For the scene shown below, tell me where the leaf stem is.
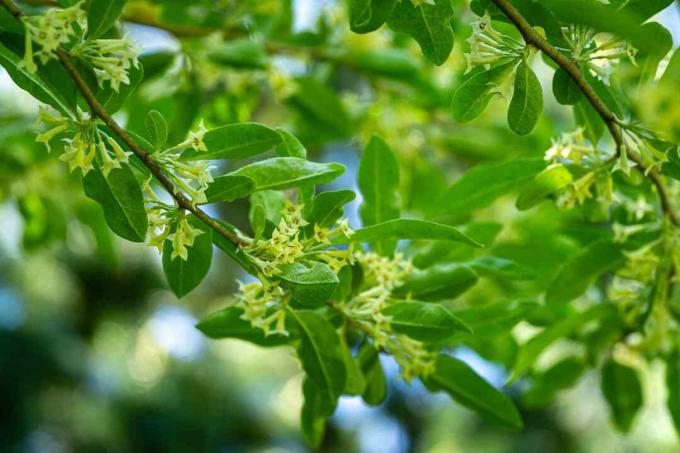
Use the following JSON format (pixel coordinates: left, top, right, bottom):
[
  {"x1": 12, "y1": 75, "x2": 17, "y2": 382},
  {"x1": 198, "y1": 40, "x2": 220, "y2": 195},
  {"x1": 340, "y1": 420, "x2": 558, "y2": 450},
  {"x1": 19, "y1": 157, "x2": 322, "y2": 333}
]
[
  {"x1": 0, "y1": 0, "x2": 251, "y2": 247},
  {"x1": 489, "y1": 0, "x2": 680, "y2": 226}
]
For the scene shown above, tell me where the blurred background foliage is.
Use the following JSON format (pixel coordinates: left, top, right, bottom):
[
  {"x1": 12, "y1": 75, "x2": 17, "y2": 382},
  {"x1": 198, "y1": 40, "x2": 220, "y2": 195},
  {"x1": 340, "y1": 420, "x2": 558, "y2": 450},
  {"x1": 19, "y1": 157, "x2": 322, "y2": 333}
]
[{"x1": 1, "y1": 0, "x2": 680, "y2": 451}]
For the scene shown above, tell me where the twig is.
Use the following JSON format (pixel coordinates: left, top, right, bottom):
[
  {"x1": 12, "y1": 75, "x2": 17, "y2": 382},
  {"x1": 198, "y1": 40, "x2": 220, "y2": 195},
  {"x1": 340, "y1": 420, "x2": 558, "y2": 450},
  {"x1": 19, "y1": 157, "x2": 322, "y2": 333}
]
[
  {"x1": 0, "y1": 0, "x2": 250, "y2": 247},
  {"x1": 490, "y1": 0, "x2": 680, "y2": 226}
]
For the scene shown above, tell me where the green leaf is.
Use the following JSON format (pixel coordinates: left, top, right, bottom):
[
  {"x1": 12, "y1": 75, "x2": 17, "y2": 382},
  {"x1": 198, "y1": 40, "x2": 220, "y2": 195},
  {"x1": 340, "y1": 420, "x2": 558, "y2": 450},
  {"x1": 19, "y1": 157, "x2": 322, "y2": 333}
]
[
  {"x1": 434, "y1": 158, "x2": 545, "y2": 215},
  {"x1": 275, "y1": 128, "x2": 307, "y2": 158},
  {"x1": 395, "y1": 262, "x2": 479, "y2": 301},
  {"x1": 383, "y1": 301, "x2": 471, "y2": 341},
  {"x1": 196, "y1": 306, "x2": 291, "y2": 346},
  {"x1": 452, "y1": 63, "x2": 514, "y2": 122},
  {"x1": 145, "y1": 110, "x2": 168, "y2": 149},
  {"x1": 341, "y1": 338, "x2": 366, "y2": 395},
  {"x1": 635, "y1": 22, "x2": 673, "y2": 82},
  {"x1": 423, "y1": 355, "x2": 523, "y2": 429},
  {"x1": 87, "y1": 0, "x2": 126, "y2": 39},
  {"x1": 546, "y1": 240, "x2": 624, "y2": 305},
  {"x1": 249, "y1": 190, "x2": 286, "y2": 238},
  {"x1": 289, "y1": 309, "x2": 346, "y2": 408},
  {"x1": 308, "y1": 190, "x2": 356, "y2": 228},
  {"x1": 336, "y1": 219, "x2": 482, "y2": 247},
  {"x1": 511, "y1": 305, "x2": 610, "y2": 381},
  {"x1": 82, "y1": 163, "x2": 148, "y2": 242},
  {"x1": 0, "y1": 42, "x2": 74, "y2": 115},
  {"x1": 208, "y1": 39, "x2": 268, "y2": 69},
  {"x1": 96, "y1": 61, "x2": 143, "y2": 114},
  {"x1": 386, "y1": 0, "x2": 454, "y2": 65},
  {"x1": 162, "y1": 217, "x2": 213, "y2": 298},
  {"x1": 453, "y1": 299, "x2": 539, "y2": 336},
  {"x1": 516, "y1": 164, "x2": 573, "y2": 210},
  {"x1": 601, "y1": 359, "x2": 643, "y2": 433},
  {"x1": 552, "y1": 67, "x2": 581, "y2": 105},
  {"x1": 290, "y1": 77, "x2": 353, "y2": 136},
  {"x1": 300, "y1": 378, "x2": 329, "y2": 448},
  {"x1": 666, "y1": 351, "x2": 680, "y2": 437},
  {"x1": 507, "y1": 60, "x2": 543, "y2": 135},
  {"x1": 614, "y1": 0, "x2": 674, "y2": 22},
  {"x1": 467, "y1": 256, "x2": 536, "y2": 281},
  {"x1": 522, "y1": 357, "x2": 586, "y2": 408},
  {"x1": 347, "y1": 48, "x2": 420, "y2": 80},
  {"x1": 203, "y1": 175, "x2": 255, "y2": 204},
  {"x1": 230, "y1": 157, "x2": 345, "y2": 191},
  {"x1": 349, "y1": 0, "x2": 396, "y2": 33},
  {"x1": 181, "y1": 123, "x2": 282, "y2": 161},
  {"x1": 574, "y1": 98, "x2": 605, "y2": 144},
  {"x1": 358, "y1": 340, "x2": 387, "y2": 406},
  {"x1": 278, "y1": 262, "x2": 339, "y2": 307},
  {"x1": 358, "y1": 136, "x2": 400, "y2": 255}
]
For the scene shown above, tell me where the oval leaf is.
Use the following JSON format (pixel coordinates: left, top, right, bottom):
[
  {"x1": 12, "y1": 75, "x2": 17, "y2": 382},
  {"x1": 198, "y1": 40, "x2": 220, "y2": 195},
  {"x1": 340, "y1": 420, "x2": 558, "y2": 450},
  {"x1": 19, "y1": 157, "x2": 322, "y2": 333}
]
[
  {"x1": 196, "y1": 306, "x2": 291, "y2": 347},
  {"x1": 279, "y1": 262, "x2": 339, "y2": 307},
  {"x1": 337, "y1": 219, "x2": 482, "y2": 247},
  {"x1": 203, "y1": 175, "x2": 255, "y2": 204},
  {"x1": 162, "y1": 217, "x2": 213, "y2": 298},
  {"x1": 383, "y1": 301, "x2": 471, "y2": 341},
  {"x1": 507, "y1": 60, "x2": 543, "y2": 135},
  {"x1": 231, "y1": 157, "x2": 345, "y2": 192},
  {"x1": 601, "y1": 359, "x2": 643, "y2": 433},
  {"x1": 181, "y1": 123, "x2": 282, "y2": 161}
]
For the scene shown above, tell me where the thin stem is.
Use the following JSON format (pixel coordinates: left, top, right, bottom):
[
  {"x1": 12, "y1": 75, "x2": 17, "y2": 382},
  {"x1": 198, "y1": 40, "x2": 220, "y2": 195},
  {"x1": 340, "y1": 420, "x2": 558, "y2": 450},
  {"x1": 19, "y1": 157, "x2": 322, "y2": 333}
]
[
  {"x1": 0, "y1": 0, "x2": 250, "y2": 247},
  {"x1": 489, "y1": 0, "x2": 680, "y2": 226}
]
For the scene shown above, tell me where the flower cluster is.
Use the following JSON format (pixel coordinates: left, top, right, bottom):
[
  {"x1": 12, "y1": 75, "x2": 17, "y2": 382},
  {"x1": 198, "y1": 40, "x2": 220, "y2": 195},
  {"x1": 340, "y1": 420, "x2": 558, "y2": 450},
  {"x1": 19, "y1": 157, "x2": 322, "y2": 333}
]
[
  {"x1": 236, "y1": 280, "x2": 289, "y2": 337},
  {"x1": 243, "y1": 201, "x2": 355, "y2": 277},
  {"x1": 465, "y1": 13, "x2": 524, "y2": 73},
  {"x1": 72, "y1": 37, "x2": 140, "y2": 92},
  {"x1": 20, "y1": 1, "x2": 139, "y2": 93},
  {"x1": 34, "y1": 107, "x2": 131, "y2": 176},
  {"x1": 20, "y1": 1, "x2": 85, "y2": 72},
  {"x1": 561, "y1": 25, "x2": 637, "y2": 82},
  {"x1": 544, "y1": 129, "x2": 599, "y2": 164},
  {"x1": 150, "y1": 122, "x2": 214, "y2": 205}
]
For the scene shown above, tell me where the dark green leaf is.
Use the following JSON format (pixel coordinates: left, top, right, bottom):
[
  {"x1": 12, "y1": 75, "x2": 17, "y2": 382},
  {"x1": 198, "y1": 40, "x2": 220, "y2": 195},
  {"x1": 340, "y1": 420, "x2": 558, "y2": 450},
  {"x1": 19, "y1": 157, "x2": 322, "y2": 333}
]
[
  {"x1": 574, "y1": 98, "x2": 605, "y2": 144},
  {"x1": 452, "y1": 63, "x2": 514, "y2": 122},
  {"x1": 395, "y1": 262, "x2": 478, "y2": 301},
  {"x1": 358, "y1": 340, "x2": 387, "y2": 406},
  {"x1": 230, "y1": 157, "x2": 345, "y2": 191},
  {"x1": 387, "y1": 0, "x2": 454, "y2": 65},
  {"x1": 82, "y1": 163, "x2": 148, "y2": 242},
  {"x1": 145, "y1": 110, "x2": 168, "y2": 149},
  {"x1": 508, "y1": 60, "x2": 543, "y2": 135},
  {"x1": 87, "y1": 0, "x2": 126, "y2": 39},
  {"x1": 162, "y1": 217, "x2": 213, "y2": 298},
  {"x1": 208, "y1": 39, "x2": 268, "y2": 69},
  {"x1": 666, "y1": 351, "x2": 680, "y2": 436},
  {"x1": 423, "y1": 355, "x2": 523, "y2": 429},
  {"x1": 453, "y1": 300, "x2": 539, "y2": 336},
  {"x1": 196, "y1": 306, "x2": 291, "y2": 346},
  {"x1": 552, "y1": 67, "x2": 581, "y2": 105},
  {"x1": 601, "y1": 359, "x2": 643, "y2": 433},
  {"x1": 181, "y1": 123, "x2": 282, "y2": 161},
  {"x1": 522, "y1": 357, "x2": 586, "y2": 408},
  {"x1": 468, "y1": 256, "x2": 536, "y2": 280},
  {"x1": 383, "y1": 300, "x2": 471, "y2": 341},
  {"x1": 349, "y1": 0, "x2": 396, "y2": 33},
  {"x1": 301, "y1": 378, "x2": 329, "y2": 448},
  {"x1": 279, "y1": 262, "x2": 339, "y2": 307},
  {"x1": 308, "y1": 190, "x2": 356, "y2": 228},
  {"x1": 203, "y1": 175, "x2": 255, "y2": 204},
  {"x1": 546, "y1": 240, "x2": 624, "y2": 305},
  {"x1": 336, "y1": 219, "x2": 482, "y2": 247}
]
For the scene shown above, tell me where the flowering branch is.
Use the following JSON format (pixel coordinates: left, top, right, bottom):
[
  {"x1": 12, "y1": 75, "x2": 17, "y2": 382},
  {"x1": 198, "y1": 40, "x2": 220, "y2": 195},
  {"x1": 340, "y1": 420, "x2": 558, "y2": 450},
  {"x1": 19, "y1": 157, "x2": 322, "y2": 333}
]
[
  {"x1": 489, "y1": 0, "x2": 680, "y2": 226},
  {"x1": 0, "y1": 0, "x2": 251, "y2": 248}
]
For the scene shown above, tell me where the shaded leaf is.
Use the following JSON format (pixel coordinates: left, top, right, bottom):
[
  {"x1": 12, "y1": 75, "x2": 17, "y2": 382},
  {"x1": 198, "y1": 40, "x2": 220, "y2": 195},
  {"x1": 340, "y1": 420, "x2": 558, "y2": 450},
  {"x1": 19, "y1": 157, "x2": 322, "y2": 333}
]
[{"x1": 383, "y1": 300, "x2": 471, "y2": 341}]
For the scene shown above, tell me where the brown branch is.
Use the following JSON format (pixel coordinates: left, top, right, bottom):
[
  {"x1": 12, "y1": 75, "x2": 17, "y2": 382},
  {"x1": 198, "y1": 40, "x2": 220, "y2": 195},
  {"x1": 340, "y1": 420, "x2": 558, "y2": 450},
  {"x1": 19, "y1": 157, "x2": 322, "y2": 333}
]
[
  {"x1": 490, "y1": 0, "x2": 680, "y2": 226},
  {"x1": 1, "y1": 0, "x2": 250, "y2": 247}
]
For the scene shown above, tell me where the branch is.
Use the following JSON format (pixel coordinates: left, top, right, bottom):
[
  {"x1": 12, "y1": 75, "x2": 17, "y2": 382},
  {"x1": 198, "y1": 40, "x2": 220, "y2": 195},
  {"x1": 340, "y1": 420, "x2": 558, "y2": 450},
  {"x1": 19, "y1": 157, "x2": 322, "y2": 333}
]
[
  {"x1": 0, "y1": 0, "x2": 250, "y2": 247},
  {"x1": 490, "y1": 0, "x2": 680, "y2": 226}
]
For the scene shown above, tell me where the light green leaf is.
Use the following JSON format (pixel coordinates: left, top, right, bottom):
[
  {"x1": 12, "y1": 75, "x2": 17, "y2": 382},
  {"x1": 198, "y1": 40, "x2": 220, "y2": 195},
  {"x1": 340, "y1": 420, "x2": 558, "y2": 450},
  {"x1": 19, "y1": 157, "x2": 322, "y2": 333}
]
[
  {"x1": 468, "y1": 256, "x2": 536, "y2": 280},
  {"x1": 336, "y1": 219, "x2": 482, "y2": 247},
  {"x1": 87, "y1": 0, "x2": 126, "y2": 39},
  {"x1": 82, "y1": 163, "x2": 148, "y2": 243},
  {"x1": 383, "y1": 300, "x2": 471, "y2": 341},
  {"x1": 231, "y1": 157, "x2": 345, "y2": 191},
  {"x1": 452, "y1": 63, "x2": 514, "y2": 122},
  {"x1": 358, "y1": 136, "x2": 400, "y2": 255},
  {"x1": 289, "y1": 309, "x2": 346, "y2": 408},
  {"x1": 434, "y1": 158, "x2": 545, "y2": 215},
  {"x1": 452, "y1": 300, "x2": 539, "y2": 336},
  {"x1": 395, "y1": 262, "x2": 479, "y2": 301},
  {"x1": 279, "y1": 262, "x2": 339, "y2": 307},
  {"x1": 349, "y1": 0, "x2": 396, "y2": 33},
  {"x1": 301, "y1": 378, "x2": 329, "y2": 448},
  {"x1": 546, "y1": 240, "x2": 624, "y2": 305},
  {"x1": 208, "y1": 39, "x2": 268, "y2": 69},
  {"x1": 181, "y1": 123, "x2": 282, "y2": 161},
  {"x1": 196, "y1": 306, "x2": 291, "y2": 347},
  {"x1": 145, "y1": 110, "x2": 168, "y2": 149},
  {"x1": 203, "y1": 175, "x2": 255, "y2": 204},
  {"x1": 574, "y1": 98, "x2": 605, "y2": 144},
  {"x1": 308, "y1": 190, "x2": 356, "y2": 228},
  {"x1": 601, "y1": 359, "x2": 643, "y2": 433},
  {"x1": 516, "y1": 164, "x2": 573, "y2": 210},
  {"x1": 249, "y1": 190, "x2": 286, "y2": 238},
  {"x1": 507, "y1": 60, "x2": 543, "y2": 135},
  {"x1": 423, "y1": 355, "x2": 523, "y2": 429},
  {"x1": 275, "y1": 128, "x2": 307, "y2": 158},
  {"x1": 162, "y1": 217, "x2": 213, "y2": 298},
  {"x1": 386, "y1": 0, "x2": 454, "y2": 65},
  {"x1": 290, "y1": 77, "x2": 353, "y2": 136}
]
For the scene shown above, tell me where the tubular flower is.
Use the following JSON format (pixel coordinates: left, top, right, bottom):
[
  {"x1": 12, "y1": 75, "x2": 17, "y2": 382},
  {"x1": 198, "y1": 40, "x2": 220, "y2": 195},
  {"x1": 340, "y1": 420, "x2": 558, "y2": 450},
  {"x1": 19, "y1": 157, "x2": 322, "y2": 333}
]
[
  {"x1": 180, "y1": 120, "x2": 209, "y2": 152},
  {"x1": 465, "y1": 12, "x2": 524, "y2": 73},
  {"x1": 167, "y1": 214, "x2": 204, "y2": 261},
  {"x1": 59, "y1": 132, "x2": 96, "y2": 175},
  {"x1": 72, "y1": 37, "x2": 140, "y2": 92}
]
